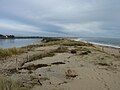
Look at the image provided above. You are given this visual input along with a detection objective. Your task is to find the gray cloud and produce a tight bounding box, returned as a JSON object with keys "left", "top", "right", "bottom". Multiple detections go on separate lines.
{"left": 0, "top": 0, "right": 120, "bottom": 37}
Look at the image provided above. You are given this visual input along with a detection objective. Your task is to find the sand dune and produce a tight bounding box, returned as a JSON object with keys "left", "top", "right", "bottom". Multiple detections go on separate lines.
{"left": 0, "top": 38, "right": 120, "bottom": 90}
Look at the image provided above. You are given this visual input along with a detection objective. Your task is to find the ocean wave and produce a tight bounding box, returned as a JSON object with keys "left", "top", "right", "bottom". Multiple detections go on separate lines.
{"left": 73, "top": 38, "right": 120, "bottom": 49}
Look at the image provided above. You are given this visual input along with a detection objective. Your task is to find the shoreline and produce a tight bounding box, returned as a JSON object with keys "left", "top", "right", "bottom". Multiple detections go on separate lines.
{"left": 73, "top": 38, "right": 120, "bottom": 49}
{"left": 73, "top": 38, "right": 120, "bottom": 56}
{"left": 88, "top": 42, "right": 120, "bottom": 49}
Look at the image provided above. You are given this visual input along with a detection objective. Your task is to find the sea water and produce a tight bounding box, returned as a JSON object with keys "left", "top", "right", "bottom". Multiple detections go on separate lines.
{"left": 0, "top": 39, "right": 42, "bottom": 48}
{"left": 75, "top": 37, "right": 120, "bottom": 48}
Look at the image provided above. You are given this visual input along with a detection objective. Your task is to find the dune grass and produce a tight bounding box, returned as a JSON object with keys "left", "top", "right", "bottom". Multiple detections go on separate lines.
{"left": 28, "top": 46, "right": 68, "bottom": 61}
{"left": 0, "top": 47, "right": 26, "bottom": 59}
{"left": 43, "top": 38, "right": 92, "bottom": 46}
{"left": 0, "top": 76, "right": 29, "bottom": 90}
{"left": 22, "top": 38, "right": 93, "bottom": 51}
{"left": 61, "top": 40, "right": 93, "bottom": 46}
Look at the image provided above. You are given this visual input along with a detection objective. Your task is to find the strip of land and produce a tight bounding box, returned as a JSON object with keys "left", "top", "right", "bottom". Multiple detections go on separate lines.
{"left": 0, "top": 38, "right": 120, "bottom": 90}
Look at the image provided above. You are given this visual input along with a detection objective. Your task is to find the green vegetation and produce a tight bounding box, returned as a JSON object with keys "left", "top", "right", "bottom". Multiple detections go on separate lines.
{"left": 0, "top": 47, "right": 26, "bottom": 58}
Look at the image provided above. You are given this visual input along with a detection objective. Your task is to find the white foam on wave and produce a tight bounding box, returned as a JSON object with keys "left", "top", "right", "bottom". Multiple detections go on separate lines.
{"left": 72, "top": 38, "right": 120, "bottom": 49}
{"left": 89, "top": 42, "right": 120, "bottom": 48}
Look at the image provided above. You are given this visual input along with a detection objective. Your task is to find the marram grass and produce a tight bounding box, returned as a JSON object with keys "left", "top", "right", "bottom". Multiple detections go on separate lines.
{"left": 0, "top": 76, "right": 29, "bottom": 90}
{"left": 0, "top": 47, "right": 26, "bottom": 58}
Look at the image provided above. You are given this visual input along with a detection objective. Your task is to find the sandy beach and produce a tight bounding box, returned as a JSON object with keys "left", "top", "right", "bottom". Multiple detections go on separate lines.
{"left": 0, "top": 38, "right": 120, "bottom": 90}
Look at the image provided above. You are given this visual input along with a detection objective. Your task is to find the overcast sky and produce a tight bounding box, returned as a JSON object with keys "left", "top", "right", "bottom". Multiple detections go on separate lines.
{"left": 0, "top": 0, "right": 120, "bottom": 37}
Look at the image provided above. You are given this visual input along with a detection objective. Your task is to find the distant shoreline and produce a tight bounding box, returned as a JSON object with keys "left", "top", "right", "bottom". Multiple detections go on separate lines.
{"left": 72, "top": 38, "right": 120, "bottom": 56}
{"left": 0, "top": 38, "right": 42, "bottom": 48}
{"left": 0, "top": 37, "right": 42, "bottom": 39}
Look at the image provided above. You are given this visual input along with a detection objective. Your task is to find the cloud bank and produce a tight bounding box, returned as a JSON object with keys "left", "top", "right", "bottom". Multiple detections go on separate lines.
{"left": 0, "top": 0, "right": 120, "bottom": 37}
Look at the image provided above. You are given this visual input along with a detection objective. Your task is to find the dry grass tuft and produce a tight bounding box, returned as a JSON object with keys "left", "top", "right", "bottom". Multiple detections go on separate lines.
{"left": 61, "top": 40, "right": 93, "bottom": 46}
{"left": 29, "top": 51, "right": 55, "bottom": 61}
{"left": 55, "top": 46, "right": 68, "bottom": 53}
{"left": 0, "top": 47, "right": 26, "bottom": 59}
{"left": 40, "top": 38, "right": 93, "bottom": 47}
{"left": 0, "top": 76, "right": 29, "bottom": 90}
{"left": 75, "top": 47, "right": 91, "bottom": 51}
{"left": 24, "top": 46, "right": 68, "bottom": 64}
{"left": 74, "top": 47, "right": 92, "bottom": 55}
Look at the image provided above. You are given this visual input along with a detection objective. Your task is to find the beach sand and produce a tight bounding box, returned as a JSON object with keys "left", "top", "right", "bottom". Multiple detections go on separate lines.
{"left": 95, "top": 45, "right": 120, "bottom": 56}
{"left": 0, "top": 38, "right": 120, "bottom": 90}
